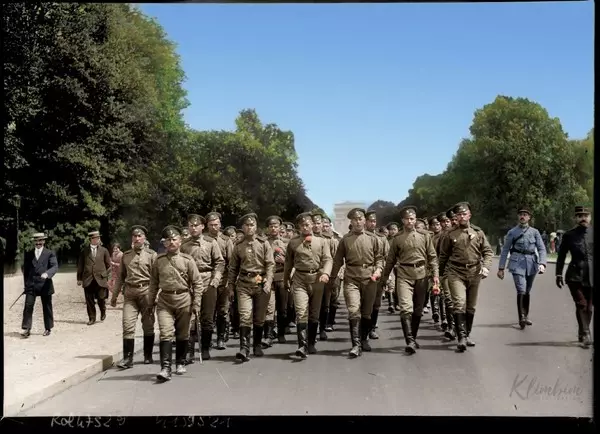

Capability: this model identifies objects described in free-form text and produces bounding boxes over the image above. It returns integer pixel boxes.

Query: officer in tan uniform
[283,212,332,358]
[364,210,389,342]
[181,214,225,362]
[385,222,400,313]
[428,216,446,328]
[325,224,343,332]
[330,208,384,358]
[415,218,432,314]
[283,222,295,240]
[227,213,275,362]
[438,202,493,352]
[230,228,245,339]
[148,226,203,382]
[223,226,236,239]
[438,209,458,340]
[111,225,157,368]
[282,221,297,331]
[264,216,289,345]
[382,206,438,354]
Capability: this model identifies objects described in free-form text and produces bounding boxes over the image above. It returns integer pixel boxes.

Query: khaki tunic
[265,235,289,321]
[181,235,225,289]
[207,232,235,317]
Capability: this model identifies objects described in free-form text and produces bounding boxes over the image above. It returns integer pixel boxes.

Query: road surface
[21,260,593,417]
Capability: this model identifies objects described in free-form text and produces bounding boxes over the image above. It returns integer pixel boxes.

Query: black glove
[555,276,564,289]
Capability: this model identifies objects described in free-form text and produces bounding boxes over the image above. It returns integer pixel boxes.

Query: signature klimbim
[509,374,584,400]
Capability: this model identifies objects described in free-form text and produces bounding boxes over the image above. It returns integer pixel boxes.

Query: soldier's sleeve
[320,239,333,277]
[438,232,452,275]
[498,229,514,270]
[148,258,161,305]
[555,232,569,277]
[113,254,127,299]
[188,257,203,312]
[479,231,494,270]
[227,246,240,291]
[426,234,439,278]
[329,238,346,280]
[373,235,384,274]
[46,250,59,278]
[226,239,234,264]
[283,241,295,285]
[534,229,548,266]
[263,239,275,288]
[382,238,396,281]
[210,240,225,288]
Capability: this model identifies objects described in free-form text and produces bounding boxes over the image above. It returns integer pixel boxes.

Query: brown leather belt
[126,282,149,289]
[347,264,374,268]
[398,261,426,268]
[240,271,264,278]
[295,269,318,274]
[450,260,479,269]
[161,289,189,295]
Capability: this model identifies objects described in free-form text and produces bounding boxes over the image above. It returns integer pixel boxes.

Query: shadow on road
[477,323,520,329]
[505,341,582,348]
[99,373,156,382]
[55,319,89,325]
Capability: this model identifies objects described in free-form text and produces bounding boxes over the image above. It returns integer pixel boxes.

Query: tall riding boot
[319,309,328,341]
[253,325,265,356]
[185,333,195,365]
[326,304,337,331]
[174,340,188,374]
[393,292,400,311]
[444,302,456,340]
[156,341,172,382]
[360,317,372,351]
[400,314,416,354]
[277,315,287,344]
[224,320,230,343]
[307,322,319,354]
[411,313,422,349]
[517,294,526,330]
[455,313,468,352]
[580,310,592,348]
[295,323,308,358]
[262,321,274,348]
[216,316,227,350]
[236,326,251,362]
[431,294,440,323]
[523,293,532,325]
[369,309,380,339]
[117,339,135,369]
[465,312,476,346]
[348,319,362,358]
[439,296,447,330]
[201,329,212,360]
[387,292,394,313]
[143,334,155,364]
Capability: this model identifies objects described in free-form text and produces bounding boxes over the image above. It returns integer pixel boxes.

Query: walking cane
[195,312,203,364]
[9,291,26,310]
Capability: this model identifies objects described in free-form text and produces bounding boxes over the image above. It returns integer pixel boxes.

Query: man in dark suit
[21,232,59,338]
[77,230,112,325]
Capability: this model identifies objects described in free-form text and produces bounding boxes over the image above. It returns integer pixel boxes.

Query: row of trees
[368,96,593,240]
[2,3,318,269]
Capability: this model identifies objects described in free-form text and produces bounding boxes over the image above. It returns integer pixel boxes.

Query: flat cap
[205,212,222,222]
[130,225,148,236]
[88,231,101,238]
[575,205,591,215]
[296,212,313,224]
[266,215,283,226]
[347,208,366,219]
[162,225,182,239]
[32,232,48,240]
[187,214,206,225]
[399,206,417,219]
[238,213,258,226]
[386,222,399,229]
[452,202,471,214]
[365,210,377,220]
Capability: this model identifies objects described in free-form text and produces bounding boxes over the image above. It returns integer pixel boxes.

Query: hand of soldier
[538,264,546,274]
[371,269,382,281]
[555,276,564,289]
[432,276,440,287]
[480,267,489,278]
[262,284,271,294]
[497,270,505,280]
[41,272,48,279]
[110,298,117,308]
[319,274,329,284]
[77,280,82,286]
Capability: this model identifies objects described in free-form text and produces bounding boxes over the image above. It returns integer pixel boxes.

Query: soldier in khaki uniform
[364,210,389,342]
[383,206,438,354]
[111,225,157,368]
[438,202,493,352]
[427,216,446,328]
[385,222,400,313]
[283,212,333,358]
[181,214,225,362]
[230,228,245,339]
[227,213,275,362]
[438,209,458,340]
[204,212,235,350]
[264,216,289,345]
[415,218,432,314]
[282,221,297,331]
[148,226,203,382]
[223,226,236,239]
[324,222,344,332]
[330,208,384,358]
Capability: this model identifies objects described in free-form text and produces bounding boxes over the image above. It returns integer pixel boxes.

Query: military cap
[428,216,439,226]
[365,210,377,221]
[130,225,148,236]
[205,212,222,222]
[235,228,244,234]
[239,213,258,226]
[347,208,366,219]
[377,226,387,234]
[386,222,399,229]
[322,216,331,223]
[399,206,417,219]
[266,215,283,226]
[282,221,294,230]
[296,212,313,224]
[32,232,48,241]
[517,207,532,215]
[452,202,471,214]
[574,205,591,215]
[311,211,324,221]
[446,209,456,219]
[187,214,205,225]
[162,225,182,239]
[437,213,449,222]
[88,230,101,238]
[224,225,236,233]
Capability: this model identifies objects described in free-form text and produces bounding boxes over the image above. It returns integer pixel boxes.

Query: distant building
[333,201,368,236]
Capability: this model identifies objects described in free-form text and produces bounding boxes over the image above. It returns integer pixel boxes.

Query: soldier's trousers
[156,293,192,342]
[230,290,240,331]
[199,272,216,331]
[441,275,454,313]
[273,280,288,323]
[396,277,428,316]
[292,272,324,324]
[236,281,270,327]
[265,280,285,322]
[22,293,54,331]
[215,284,231,321]
[448,273,481,315]
[567,283,593,336]
[344,278,377,321]
[318,279,333,327]
[372,280,385,311]
[122,291,155,339]
[512,273,537,295]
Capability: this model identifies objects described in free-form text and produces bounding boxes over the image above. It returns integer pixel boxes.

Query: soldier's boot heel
[307,322,318,354]
[369,309,380,339]
[411,313,422,349]
[253,326,265,357]
[201,329,212,361]
[235,326,251,362]
[523,294,532,325]
[431,294,440,323]
[400,314,416,354]
[517,294,526,330]
[156,341,172,382]
[319,310,328,341]
[455,313,467,352]
[185,336,195,365]
[262,321,273,348]
[348,319,362,358]
[295,323,308,358]
[326,305,337,332]
[277,317,287,344]
[143,335,155,364]
[360,318,372,352]
[174,340,188,374]
[216,317,227,350]
[580,310,592,348]
[444,308,456,340]
[117,339,135,369]
[465,312,476,346]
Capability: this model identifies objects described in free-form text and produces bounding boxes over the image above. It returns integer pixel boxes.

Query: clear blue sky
[140,2,593,217]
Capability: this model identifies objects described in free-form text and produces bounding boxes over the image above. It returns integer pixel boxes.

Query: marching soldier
[148,226,203,382]
[283,212,333,357]
[223,226,237,239]
[324,224,344,332]
[227,213,275,362]
[205,212,235,349]
[556,205,594,347]
[181,214,225,362]
[428,216,445,327]
[385,222,401,313]
[497,207,547,329]
[415,218,432,314]
[283,222,295,239]
[364,210,389,342]
[382,206,438,354]
[264,215,289,345]
[330,208,384,358]
[230,228,246,339]
[77,231,112,325]
[438,202,494,352]
[282,221,297,331]
[111,225,157,368]
[439,209,458,339]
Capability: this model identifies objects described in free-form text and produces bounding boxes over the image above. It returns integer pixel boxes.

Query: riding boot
[201,329,212,361]
[224,319,230,343]
[143,334,155,364]
[455,313,467,352]
[360,317,372,351]
[444,302,456,340]
[431,294,440,323]
[277,315,287,343]
[523,293,532,325]
[253,325,265,357]
[400,314,416,354]
[262,321,274,348]
[156,341,172,382]
[439,295,447,330]
[216,317,227,350]
[117,339,135,369]
[369,309,380,339]
[236,326,251,362]
[307,322,319,354]
[387,292,394,313]
[174,340,188,374]
[319,309,328,341]
[465,311,476,346]
[517,294,526,330]
[295,323,308,358]
[411,313,422,349]
[348,318,362,358]
[326,304,337,331]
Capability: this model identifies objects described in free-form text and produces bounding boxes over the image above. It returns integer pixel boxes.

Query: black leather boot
[253,325,265,357]
[156,341,172,382]
[369,309,380,339]
[411,313,422,349]
[143,334,155,364]
[262,321,274,348]
[236,326,251,362]
[348,319,362,358]
[295,323,308,358]
[307,322,319,354]
[326,304,337,331]
[201,329,212,360]
[319,309,328,341]
[216,317,227,350]
[401,314,416,354]
[174,340,188,374]
[444,303,456,340]
[277,315,287,343]
[455,313,467,352]
[465,312,476,346]
[517,294,526,329]
[224,320,230,343]
[117,339,135,369]
[360,317,372,352]
[523,293,532,325]
[387,292,395,313]
[431,294,440,323]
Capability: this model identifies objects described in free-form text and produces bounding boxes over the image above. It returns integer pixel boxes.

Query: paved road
[22,260,593,417]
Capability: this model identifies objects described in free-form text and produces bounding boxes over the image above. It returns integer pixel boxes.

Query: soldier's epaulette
[374,231,386,238]
[203,235,215,242]
[180,252,194,261]
[219,233,230,241]
[156,253,168,259]
[416,229,430,236]
[364,230,376,237]
[256,235,267,243]
[146,248,157,254]
[123,249,134,255]
[321,232,332,239]
[470,224,483,232]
